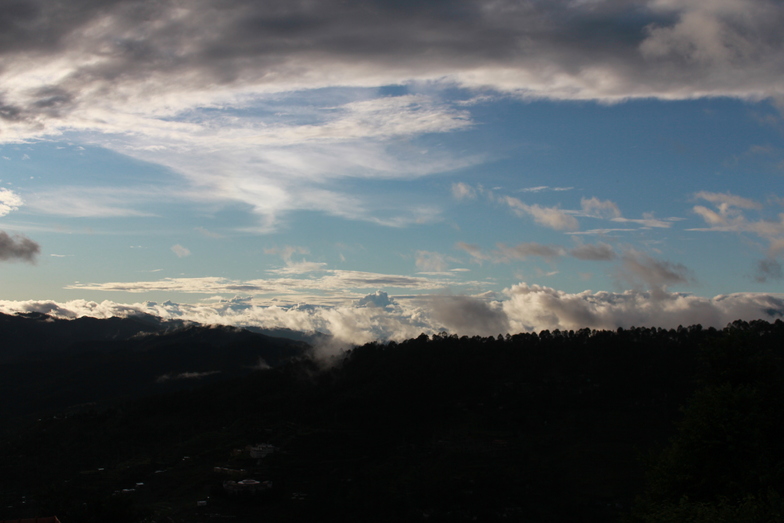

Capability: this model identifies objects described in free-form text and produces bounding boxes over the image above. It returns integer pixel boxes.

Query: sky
[1,0,783,345]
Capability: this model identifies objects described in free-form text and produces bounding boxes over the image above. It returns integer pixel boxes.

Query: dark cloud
[30,86,74,117]
[334,273,435,288]
[755,259,783,283]
[463,241,620,264]
[0,231,40,263]
[617,251,691,296]
[2,0,783,136]
[224,285,267,292]
[430,295,509,336]
[0,99,23,121]
[495,242,564,261]
[570,242,616,261]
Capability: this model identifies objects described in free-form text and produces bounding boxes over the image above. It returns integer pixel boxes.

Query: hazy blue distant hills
[0,313,312,423]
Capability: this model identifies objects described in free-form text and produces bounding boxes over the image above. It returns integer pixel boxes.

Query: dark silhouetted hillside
[0,314,311,424]
[3,319,784,522]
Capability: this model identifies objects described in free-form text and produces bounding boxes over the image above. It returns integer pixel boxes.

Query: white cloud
[579,197,676,229]
[456,241,492,264]
[265,246,310,262]
[693,205,726,226]
[581,197,621,219]
[0,189,23,216]
[271,95,471,143]
[519,186,574,193]
[415,250,453,273]
[457,189,676,237]
[690,190,784,256]
[264,246,327,274]
[63,270,480,297]
[170,244,191,258]
[695,191,763,211]
[195,226,223,239]
[6,93,478,230]
[24,187,160,218]
[569,228,638,235]
[610,215,675,229]
[268,261,329,275]
[502,283,784,333]
[451,182,477,200]
[105,105,476,230]
[502,196,579,231]
[357,290,395,309]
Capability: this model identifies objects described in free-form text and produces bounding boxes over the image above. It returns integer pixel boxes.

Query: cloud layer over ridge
[1,286,781,349]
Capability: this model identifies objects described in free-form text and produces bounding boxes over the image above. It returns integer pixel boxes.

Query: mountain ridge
[0,312,313,424]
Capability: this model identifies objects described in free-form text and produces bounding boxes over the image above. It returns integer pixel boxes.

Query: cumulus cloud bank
[1,285,781,347]
[501,284,784,333]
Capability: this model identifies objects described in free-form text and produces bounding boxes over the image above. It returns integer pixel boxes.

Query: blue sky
[0,0,783,344]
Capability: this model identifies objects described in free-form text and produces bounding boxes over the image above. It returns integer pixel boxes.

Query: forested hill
[0,313,311,423]
[0,311,185,363]
[3,319,784,522]
[0,312,324,364]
